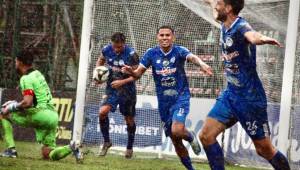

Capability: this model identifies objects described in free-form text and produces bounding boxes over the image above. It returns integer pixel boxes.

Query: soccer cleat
[99,142,112,156]
[125,149,133,159]
[0,148,18,158]
[70,140,83,163]
[189,131,201,155]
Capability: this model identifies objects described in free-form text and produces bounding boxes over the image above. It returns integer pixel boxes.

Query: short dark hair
[224,0,244,15]
[156,25,175,34]
[111,32,126,43]
[16,49,34,65]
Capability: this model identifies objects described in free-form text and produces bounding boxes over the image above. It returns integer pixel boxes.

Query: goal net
[78,0,300,169]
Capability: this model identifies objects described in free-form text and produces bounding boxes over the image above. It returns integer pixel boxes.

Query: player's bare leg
[172,121,201,155]
[98,104,112,156]
[124,115,136,159]
[171,135,194,170]
[253,137,290,170]
[199,118,226,170]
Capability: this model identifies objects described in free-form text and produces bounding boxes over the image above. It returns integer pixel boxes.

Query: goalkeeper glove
[2,100,19,113]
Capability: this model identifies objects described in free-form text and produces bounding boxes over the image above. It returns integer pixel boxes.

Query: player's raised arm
[187,54,213,76]
[122,64,147,79]
[244,31,282,47]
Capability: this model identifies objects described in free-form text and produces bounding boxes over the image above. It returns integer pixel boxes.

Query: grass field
[0,141,262,170]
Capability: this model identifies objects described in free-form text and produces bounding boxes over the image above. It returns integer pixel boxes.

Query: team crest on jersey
[119,59,125,66]
[225,37,233,47]
[162,59,170,67]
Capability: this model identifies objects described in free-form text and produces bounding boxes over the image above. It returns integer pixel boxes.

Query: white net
[82,0,224,149]
[80,0,300,169]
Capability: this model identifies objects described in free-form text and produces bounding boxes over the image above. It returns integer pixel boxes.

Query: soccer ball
[93,66,109,83]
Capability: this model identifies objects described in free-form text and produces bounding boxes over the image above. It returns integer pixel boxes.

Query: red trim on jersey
[22,89,35,96]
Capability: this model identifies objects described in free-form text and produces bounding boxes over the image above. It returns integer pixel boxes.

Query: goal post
[72,0,94,141]
[278,0,300,156]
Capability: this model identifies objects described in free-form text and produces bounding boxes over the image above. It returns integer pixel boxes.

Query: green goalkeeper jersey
[20,69,54,110]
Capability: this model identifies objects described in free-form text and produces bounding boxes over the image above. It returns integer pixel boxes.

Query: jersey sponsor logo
[222,51,239,61]
[225,63,240,74]
[161,77,176,87]
[156,68,177,76]
[156,59,161,64]
[110,66,122,73]
[227,75,241,87]
[163,89,178,96]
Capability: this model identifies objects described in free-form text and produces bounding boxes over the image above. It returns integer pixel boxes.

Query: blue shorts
[102,90,136,116]
[208,93,270,140]
[159,95,190,137]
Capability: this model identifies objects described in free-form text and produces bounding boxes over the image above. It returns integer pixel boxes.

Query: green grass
[0,141,262,170]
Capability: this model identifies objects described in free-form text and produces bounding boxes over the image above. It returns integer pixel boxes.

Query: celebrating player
[96,32,139,159]
[199,0,290,170]
[0,50,83,162]
[122,25,213,170]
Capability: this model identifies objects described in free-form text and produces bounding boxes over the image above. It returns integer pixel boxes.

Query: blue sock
[126,123,136,149]
[204,142,225,170]
[268,151,290,170]
[100,117,110,143]
[180,156,194,170]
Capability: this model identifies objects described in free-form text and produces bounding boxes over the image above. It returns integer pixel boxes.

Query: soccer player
[122,25,213,170]
[0,50,82,162]
[199,0,290,170]
[96,32,139,158]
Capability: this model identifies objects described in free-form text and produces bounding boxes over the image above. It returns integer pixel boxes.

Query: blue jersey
[220,17,266,102]
[140,44,191,102]
[102,44,139,95]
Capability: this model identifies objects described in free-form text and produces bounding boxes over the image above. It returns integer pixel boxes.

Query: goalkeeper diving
[0,50,83,162]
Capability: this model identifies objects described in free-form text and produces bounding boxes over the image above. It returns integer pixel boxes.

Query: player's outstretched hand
[2,100,16,107]
[121,65,133,75]
[201,63,213,76]
[111,80,124,89]
[1,100,18,115]
[262,36,282,47]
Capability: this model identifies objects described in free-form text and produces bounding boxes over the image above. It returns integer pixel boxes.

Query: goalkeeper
[0,50,82,162]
